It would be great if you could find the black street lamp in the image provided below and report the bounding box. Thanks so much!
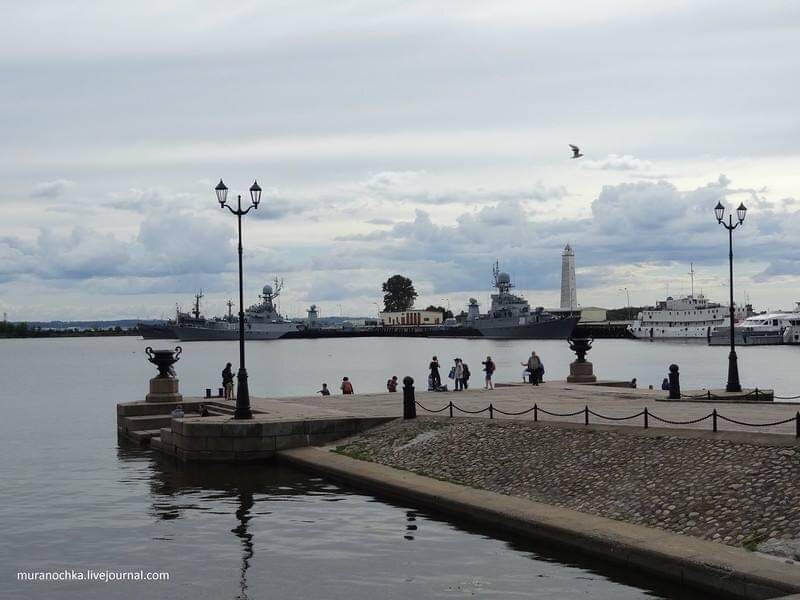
[216,178,262,419]
[714,200,747,393]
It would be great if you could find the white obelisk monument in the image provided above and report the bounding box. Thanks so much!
[560,244,577,310]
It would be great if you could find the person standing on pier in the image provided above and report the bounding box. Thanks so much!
[387,376,398,392]
[452,358,465,391]
[429,356,441,388]
[222,362,234,401]
[318,383,330,396]
[482,356,496,390]
[340,377,354,394]
[522,352,541,385]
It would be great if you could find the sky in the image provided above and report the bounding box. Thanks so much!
[2,0,800,321]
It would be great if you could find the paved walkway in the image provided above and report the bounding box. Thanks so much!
[243,381,800,437]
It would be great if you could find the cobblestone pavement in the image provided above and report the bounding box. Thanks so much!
[335,417,800,560]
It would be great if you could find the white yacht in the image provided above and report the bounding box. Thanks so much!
[628,294,744,340]
[710,303,800,346]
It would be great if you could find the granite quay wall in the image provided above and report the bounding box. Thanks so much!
[280,445,800,600]
[153,416,392,462]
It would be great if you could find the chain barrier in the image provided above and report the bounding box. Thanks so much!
[648,413,713,425]
[414,401,450,414]
[716,414,798,427]
[412,399,799,437]
[492,405,537,416]
[680,388,800,401]
[537,407,586,418]
[588,409,645,421]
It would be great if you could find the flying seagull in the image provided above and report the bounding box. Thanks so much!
[569,144,584,159]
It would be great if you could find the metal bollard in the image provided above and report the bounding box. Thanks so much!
[668,364,681,399]
[218,387,224,397]
[712,408,718,432]
[584,405,589,426]
[643,407,649,429]
[403,376,416,419]
[205,388,212,398]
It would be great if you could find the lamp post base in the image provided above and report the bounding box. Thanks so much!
[726,350,742,393]
[235,367,253,420]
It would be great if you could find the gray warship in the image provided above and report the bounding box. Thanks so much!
[463,263,579,339]
[138,292,207,339]
[174,281,300,341]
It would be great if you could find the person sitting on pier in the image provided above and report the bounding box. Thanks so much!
[661,377,670,391]
[340,377,354,395]
[222,362,234,401]
[199,404,210,417]
[387,376,398,392]
[318,383,330,396]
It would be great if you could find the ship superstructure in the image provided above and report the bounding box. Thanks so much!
[464,262,578,339]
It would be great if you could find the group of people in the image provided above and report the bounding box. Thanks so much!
[522,351,545,385]
[427,355,498,391]
[317,377,354,396]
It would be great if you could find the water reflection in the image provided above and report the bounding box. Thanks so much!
[233,490,254,600]
[405,510,418,541]
[111,441,713,600]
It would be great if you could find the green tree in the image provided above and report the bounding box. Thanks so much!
[382,275,417,312]
[425,305,454,319]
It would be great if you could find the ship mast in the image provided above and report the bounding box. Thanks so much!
[192,291,203,320]
[688,263,695,297]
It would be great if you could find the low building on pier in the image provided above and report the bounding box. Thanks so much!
[379,309,444,327]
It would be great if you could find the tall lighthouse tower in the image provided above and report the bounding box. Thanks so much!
[560,244,577,310]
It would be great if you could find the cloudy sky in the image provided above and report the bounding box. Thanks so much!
[2,1,800,321]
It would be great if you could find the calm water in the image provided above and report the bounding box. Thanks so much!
[1,336,794,599]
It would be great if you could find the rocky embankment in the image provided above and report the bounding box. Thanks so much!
[335,417,800,561]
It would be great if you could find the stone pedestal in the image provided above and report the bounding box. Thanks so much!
[567,361,597,383]
[146,377,183,403]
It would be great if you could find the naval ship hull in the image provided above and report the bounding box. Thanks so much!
[471,316,579,339]
[174,323,300,341]
[138,323,178,339]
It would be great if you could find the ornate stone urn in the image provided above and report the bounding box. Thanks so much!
[146,346,182,378]
[566,337,597,383]
[145,346,183,403]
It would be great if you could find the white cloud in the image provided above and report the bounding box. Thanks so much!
[31,179,75,198]
[582,154,654,172]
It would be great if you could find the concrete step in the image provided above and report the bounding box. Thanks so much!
[149,436,163,451]
[117,399,205,418]
[205,403,236,415]
[128,429,162,446]
[121,414,174,432]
